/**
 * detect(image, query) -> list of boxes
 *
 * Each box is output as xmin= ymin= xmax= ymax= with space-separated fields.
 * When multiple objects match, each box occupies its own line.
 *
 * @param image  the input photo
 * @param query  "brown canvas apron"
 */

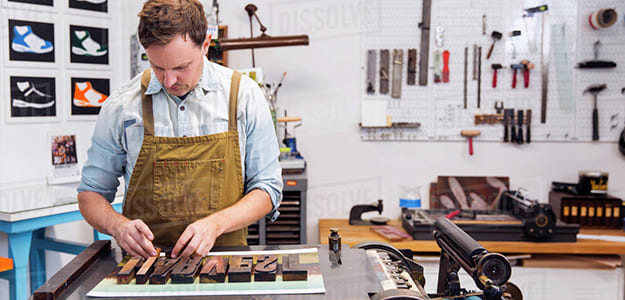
xmin=122 ymin=69 xmax=247 ymax=247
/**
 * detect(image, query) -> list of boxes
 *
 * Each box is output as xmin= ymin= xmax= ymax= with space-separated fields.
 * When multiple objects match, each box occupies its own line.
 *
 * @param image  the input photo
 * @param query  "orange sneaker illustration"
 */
xmin=73 ymin=81 xmax=107 ymax=107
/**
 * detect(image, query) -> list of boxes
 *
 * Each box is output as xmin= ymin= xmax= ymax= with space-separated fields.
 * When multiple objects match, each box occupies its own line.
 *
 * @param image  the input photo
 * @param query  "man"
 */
xmin=77 ymin=0 xmax=282 ymax=259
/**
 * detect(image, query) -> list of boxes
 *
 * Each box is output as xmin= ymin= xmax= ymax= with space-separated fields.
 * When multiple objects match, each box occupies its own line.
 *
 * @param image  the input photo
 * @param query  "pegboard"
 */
xmin=360 ymin=0 xmax=625 ymax=142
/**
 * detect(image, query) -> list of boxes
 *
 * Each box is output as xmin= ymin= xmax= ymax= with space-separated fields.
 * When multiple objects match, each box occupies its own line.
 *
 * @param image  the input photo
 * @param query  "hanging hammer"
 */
xmin=491 ymin=63 xmax=503 ymax=88
xmin=583 ymin=84 xmax=607 ymax=141
xmin=510 ymin=64 xmax=524 ymax=88
xmin=486 ymin=31 xmax=502 ymax=59
xmin=461 ymin=130 xmax=481 ymax=155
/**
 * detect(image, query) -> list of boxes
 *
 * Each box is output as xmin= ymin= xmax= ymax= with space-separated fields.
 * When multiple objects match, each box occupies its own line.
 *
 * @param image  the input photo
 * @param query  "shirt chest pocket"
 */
xmin=123 ymin=125 xmax=143 ymax=166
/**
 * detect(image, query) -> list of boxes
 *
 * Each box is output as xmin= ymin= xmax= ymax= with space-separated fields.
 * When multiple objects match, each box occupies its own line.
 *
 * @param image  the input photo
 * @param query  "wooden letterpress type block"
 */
xmin=199 ymin=256 xmax=229 ymax=283
xmin=254 ymin=255 xmax=278 ymax=281
xmin=170 ymin=256 xmax=203 ymax=284
xmin=117 ymin=257 xmax=142 ymax=284
xmin=282 ymin=254 xmax=307 ymax=281
xmin=149 ymin=257 xmax=179 ymax=284
xmin=228 ymin=256 xmax=253 ymax=282
xmin=135 ymin=256 xmax=158 ymax=284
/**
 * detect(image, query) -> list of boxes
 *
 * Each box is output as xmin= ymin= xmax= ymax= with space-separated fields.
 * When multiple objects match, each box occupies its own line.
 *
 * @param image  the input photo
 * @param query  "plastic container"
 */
xmin=400 ymin=185 xmax=422 ymax=208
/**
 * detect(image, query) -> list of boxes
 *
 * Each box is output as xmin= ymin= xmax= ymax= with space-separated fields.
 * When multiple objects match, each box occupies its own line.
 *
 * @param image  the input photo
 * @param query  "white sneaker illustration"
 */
xmin=72 ymin=30 xmax=107 ymax=57
xmin=12 ymin=81 xmax=55 ymax=109
xmin=11 ymin=25 xmax=54 ymax=54
xmin=17 ymin=81 xmax=52 ymax=98
xmin=73 ymin=81 xmax=108 ymax=107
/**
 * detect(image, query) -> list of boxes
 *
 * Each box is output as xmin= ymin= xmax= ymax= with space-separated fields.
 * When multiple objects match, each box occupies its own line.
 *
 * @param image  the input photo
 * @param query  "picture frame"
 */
xmin=2 ymin=0 xmax=57 ymax=12
xmin=66 ymin=70 xmax=112 ymax=120
xmin=66 ymin=0 xmax=108 ymax=15
xmin=4 ymin=68 xmax=62 ymax=123
xmin=68 ymin=24 xmax=109 ymax=65
xmin=64 ymin=16 xmax=112 ymax=69
xmin=2 ymin=9 xmax=61 ymax=68
xmin=46 ymin=131 xmax=81 ymax=185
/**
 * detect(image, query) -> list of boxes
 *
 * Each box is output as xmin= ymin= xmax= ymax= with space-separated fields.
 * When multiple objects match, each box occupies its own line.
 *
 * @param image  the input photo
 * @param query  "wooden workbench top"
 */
xmin=319 ymin=219 xmax=625 ymax=255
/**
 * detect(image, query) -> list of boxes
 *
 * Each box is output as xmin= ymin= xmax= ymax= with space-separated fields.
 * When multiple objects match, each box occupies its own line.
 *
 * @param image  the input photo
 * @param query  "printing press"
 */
xmin=402 ymin=189 xmax=580 ymax=242
xmin=33 ymin=219 xmax=521 ymax=300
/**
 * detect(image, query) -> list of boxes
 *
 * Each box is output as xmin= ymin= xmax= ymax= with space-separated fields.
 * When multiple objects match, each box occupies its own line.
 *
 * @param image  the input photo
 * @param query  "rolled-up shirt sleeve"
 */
xmin=77 ymin=99 xmax=126 ymax=202
xmin=241 ymin=79 xmax=283 ymax=221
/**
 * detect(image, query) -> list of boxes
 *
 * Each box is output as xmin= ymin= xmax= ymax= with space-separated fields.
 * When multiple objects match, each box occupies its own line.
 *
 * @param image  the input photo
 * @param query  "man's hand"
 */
xmin=170 ymin=189 xmax=273 ymax=258
xmin=171 ymin=216 xmax=223 ymax=258
xmin=112 ymin=219 xmax=157 ymax=259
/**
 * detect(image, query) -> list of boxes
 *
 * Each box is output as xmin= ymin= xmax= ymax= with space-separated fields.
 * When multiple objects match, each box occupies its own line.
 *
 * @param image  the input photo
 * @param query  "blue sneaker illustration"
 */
xmin=11 ymin=25 xmax=54 ymax=54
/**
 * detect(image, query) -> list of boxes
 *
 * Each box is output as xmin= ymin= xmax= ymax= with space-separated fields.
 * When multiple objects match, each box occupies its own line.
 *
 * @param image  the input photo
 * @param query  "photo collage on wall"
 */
xmin=3 ymin=0 xmax=112 ymax=121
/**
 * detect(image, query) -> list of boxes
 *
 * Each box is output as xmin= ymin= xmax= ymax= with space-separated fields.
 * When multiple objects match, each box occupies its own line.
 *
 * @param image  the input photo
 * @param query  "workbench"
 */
xmin=31 ymin=244 xmax=380 ymax=300
xmin=318 ymin=219 xmax=625 ymax=255
xmin=0 ymin=184 xmax=122 ymax=300
xmin=319 ymin=219 xmax=625 ymax=299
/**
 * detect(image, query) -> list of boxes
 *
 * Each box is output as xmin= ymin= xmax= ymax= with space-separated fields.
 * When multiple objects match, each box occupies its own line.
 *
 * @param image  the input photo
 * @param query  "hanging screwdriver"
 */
xmin=503 ymin=109 xmax=512 ymax=142
xmin=526 ymin=109 xmax=532 ymax=143
xmin=517 ymin=110 xmax=524 ymax=144
xmin=510 ymin=109 xmax=517 ymax=143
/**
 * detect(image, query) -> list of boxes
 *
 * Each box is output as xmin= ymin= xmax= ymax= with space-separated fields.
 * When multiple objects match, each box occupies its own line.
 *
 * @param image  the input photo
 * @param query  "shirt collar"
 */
xmin=144 ymin=56 xmax=219 ymax=96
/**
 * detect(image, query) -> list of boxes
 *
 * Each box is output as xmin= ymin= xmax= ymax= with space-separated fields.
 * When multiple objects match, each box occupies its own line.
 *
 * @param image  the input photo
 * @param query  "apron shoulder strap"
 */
xmin=140 ymin=69 xmax=155 ymax=137
xmin=228 ymin=71 xmax=242 ymax=131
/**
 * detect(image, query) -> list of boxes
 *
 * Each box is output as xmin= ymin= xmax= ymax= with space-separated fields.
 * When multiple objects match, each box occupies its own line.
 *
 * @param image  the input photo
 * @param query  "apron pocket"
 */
xmin=153 ymin=159 xmax=225 ymax=218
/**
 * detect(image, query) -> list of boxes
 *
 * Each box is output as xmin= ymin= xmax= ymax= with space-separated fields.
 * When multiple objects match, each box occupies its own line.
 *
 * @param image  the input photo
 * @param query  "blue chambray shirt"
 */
xmin=77 ymin=57 xmax=282 ymax=221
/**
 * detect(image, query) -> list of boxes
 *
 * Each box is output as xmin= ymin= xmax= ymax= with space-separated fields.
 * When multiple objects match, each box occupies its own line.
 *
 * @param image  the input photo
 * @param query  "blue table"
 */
xmin=0 ymin=184 xmax=122 ymax=300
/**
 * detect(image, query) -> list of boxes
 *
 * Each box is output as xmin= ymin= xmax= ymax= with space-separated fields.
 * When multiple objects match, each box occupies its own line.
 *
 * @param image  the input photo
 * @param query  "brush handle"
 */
xmin=487 ymin=42 xmax=495 ymax=59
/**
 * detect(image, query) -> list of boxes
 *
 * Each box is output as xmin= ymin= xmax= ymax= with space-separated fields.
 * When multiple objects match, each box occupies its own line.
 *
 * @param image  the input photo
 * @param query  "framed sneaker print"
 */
xmin=2 ymin=9 xmax=61 ymax=68
xmin=68 ymin=0 xmax=108 ymax=14
xmin=4 ymin=69 xmax=61 ymax=123
xmin=68 ymin=24 xmax=109 ymax=65
xmin=66 ymin=70 xmax=113 ymax=120
xmin=2 ymin=0 xmax=57 ymax=12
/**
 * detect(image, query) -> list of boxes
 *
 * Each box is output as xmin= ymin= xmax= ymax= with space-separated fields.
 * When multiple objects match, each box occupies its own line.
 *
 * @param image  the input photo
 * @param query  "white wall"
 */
xmin=1 ymin=0 xmax=624 ymax=298
xmin=213 ymin=0 xmax=625 ymax=243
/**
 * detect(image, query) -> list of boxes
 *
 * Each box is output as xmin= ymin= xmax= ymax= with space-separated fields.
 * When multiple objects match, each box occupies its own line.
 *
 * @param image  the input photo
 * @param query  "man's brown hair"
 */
xmin=138 ymin=0 xmax=207 ymax=48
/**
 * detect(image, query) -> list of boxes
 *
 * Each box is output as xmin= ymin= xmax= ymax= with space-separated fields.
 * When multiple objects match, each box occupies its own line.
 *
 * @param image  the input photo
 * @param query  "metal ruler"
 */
xmin=540 ymin=9 xmax=551 ymax=123
xmin=418 ymin=0 xmax=432 ymax=86
xmin=463 ymin=47 xmax=468 ymax=109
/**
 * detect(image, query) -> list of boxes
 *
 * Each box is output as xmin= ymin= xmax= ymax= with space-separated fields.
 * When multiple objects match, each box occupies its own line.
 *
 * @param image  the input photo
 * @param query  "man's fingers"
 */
xmin=133 ymin=220 xmax=154 ymax=241
xmin=132 ymin=221 xmax=156 ymax=256
xmin=171 ymin=230 xmax=193 ymax=258
xmin=195 ymin=239 xmax=214 ymax=257
xmin=122 ymin=237 xmax=149 ymax=258
xmin=180 ymin=237 xmax=200 ymax=258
